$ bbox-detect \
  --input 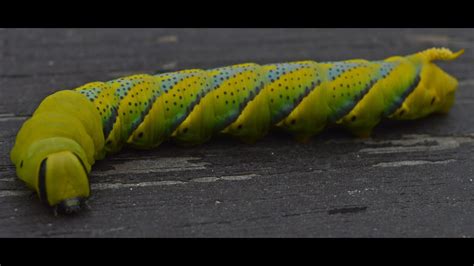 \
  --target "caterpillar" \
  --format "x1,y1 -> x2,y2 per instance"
10,47 -> 463,214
